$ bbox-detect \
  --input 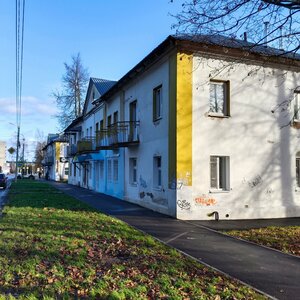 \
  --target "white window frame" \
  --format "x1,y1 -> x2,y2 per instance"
294,92 -> 300,122
296,153 -> 300,189
107,159 -> 112,183
153,156 -> 162,189
209,80 -> 229,117
210,156 -> 230,192
113,159 -> 118,182
99,160 -> 104,180
153,85 -> 162,121
129,158 -> 137,185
